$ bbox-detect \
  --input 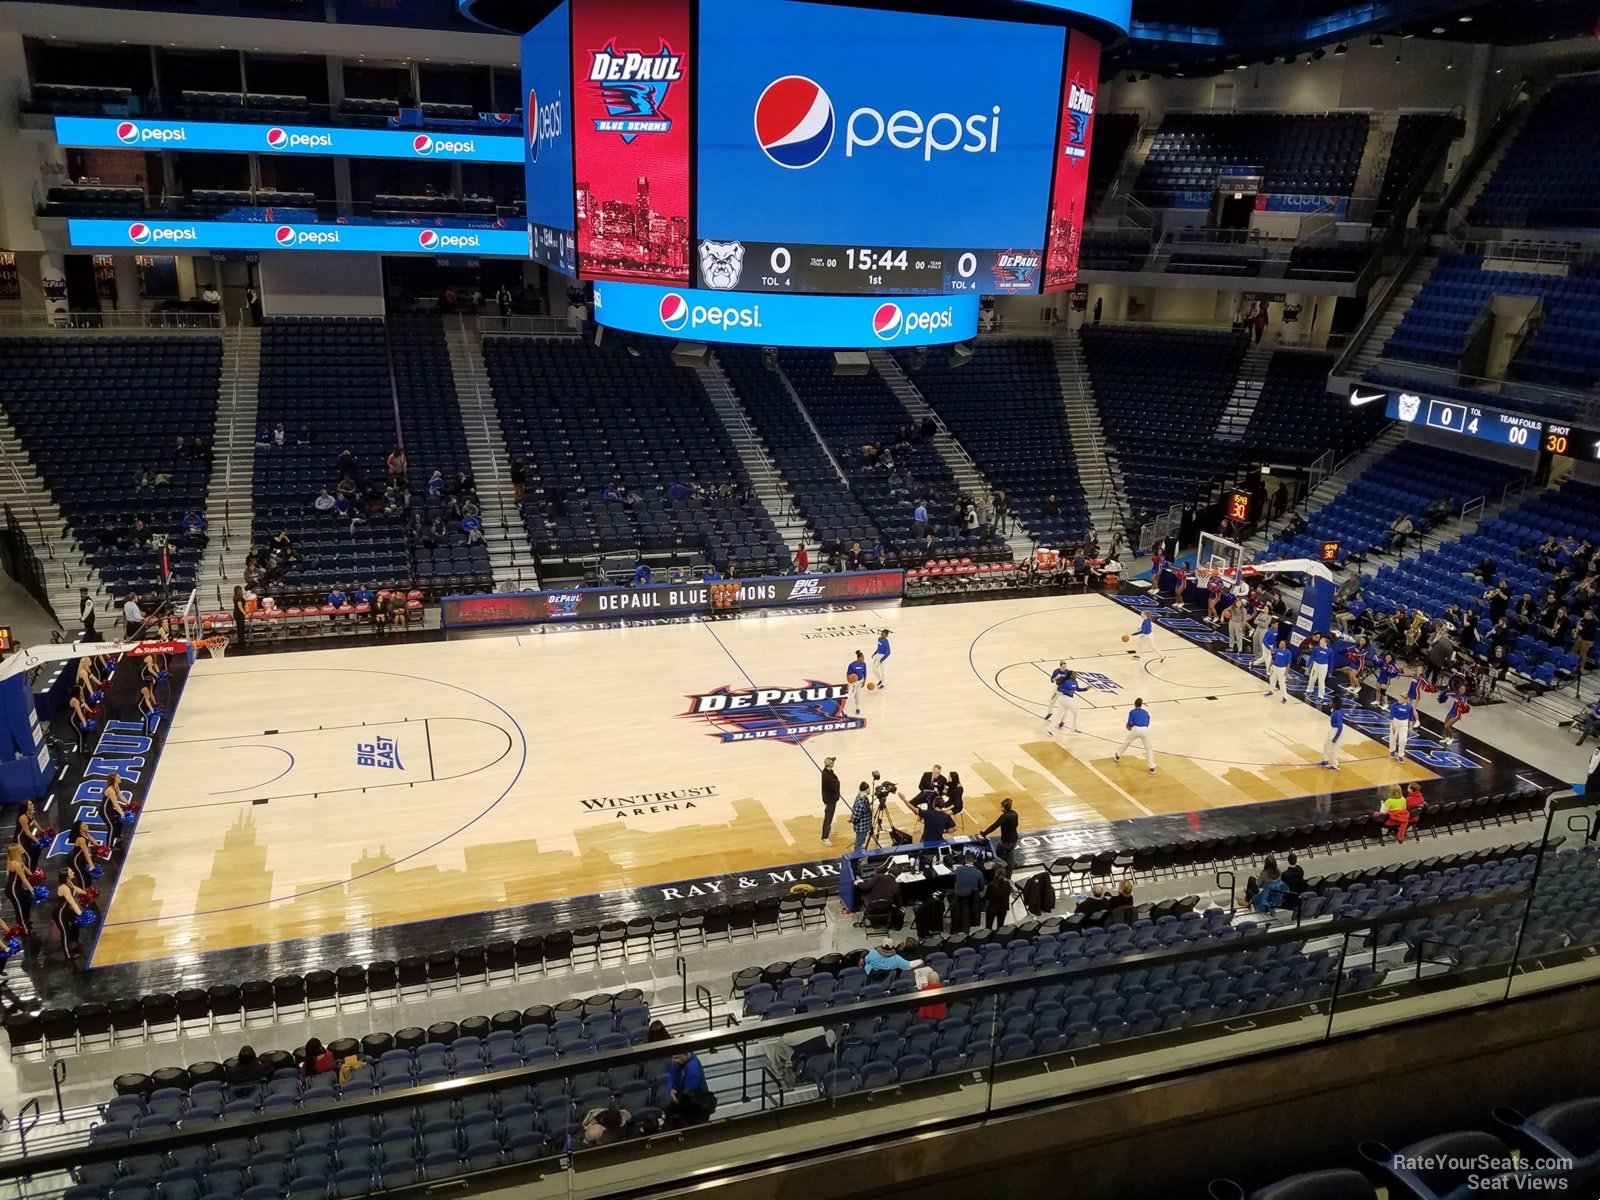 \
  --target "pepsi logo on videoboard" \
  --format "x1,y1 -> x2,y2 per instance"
755,75 -> 835,169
